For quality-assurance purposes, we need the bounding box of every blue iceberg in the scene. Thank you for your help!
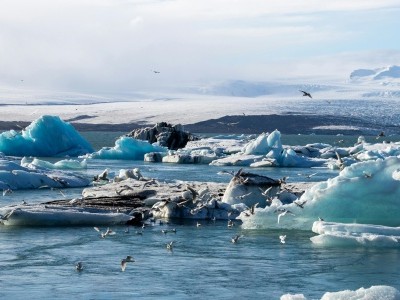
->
[0,115,94,157]
[88,136,167,160]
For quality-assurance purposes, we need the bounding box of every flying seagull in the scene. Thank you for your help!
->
[279,235,287,244]
[121,256,135,271]
[299,90,312,98]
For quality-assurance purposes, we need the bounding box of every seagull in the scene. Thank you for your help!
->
[293,199,307,209]
[335,151,345,170]
[196,222,202,227]
[3,188,13,196]
[376,131,385,139]
[299,90,312,98]
[121,256,135,271]
[94,227,115,238]
[231,235,243,244]
[363,171,373,178]
[93,169,109,182]
[75,262,84,271]
[227,219,234,228]
[166,241,175,251]
[152,70,160,74]
[318,217,324,221]
[259,186,273,197]
[305,173,318,179]
[279,176,288,184]
[235,192,253,201]
[279,235,286,244]
[276,209,295,224]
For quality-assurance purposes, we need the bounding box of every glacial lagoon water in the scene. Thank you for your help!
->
[1,133,400,299]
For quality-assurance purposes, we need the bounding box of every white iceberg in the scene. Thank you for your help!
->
[21,157,87,170]
[0,115,94,157]
[311,221,400,248]
[0,159,90,190]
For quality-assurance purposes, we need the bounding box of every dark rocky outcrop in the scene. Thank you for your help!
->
[127,122,199,150]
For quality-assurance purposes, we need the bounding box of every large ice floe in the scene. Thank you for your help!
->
[0,115,94,157]
[0,158,90,190]
[0,204,133,226]
[239,157,400,247]
[281,285,400,300]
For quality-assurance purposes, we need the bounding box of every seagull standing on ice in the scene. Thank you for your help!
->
[121,256,135,271]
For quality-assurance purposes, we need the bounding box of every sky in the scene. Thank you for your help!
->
[0,0,400,94]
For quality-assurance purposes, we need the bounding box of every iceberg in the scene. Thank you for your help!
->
[310,221,400,248]
[240,157,400,230]
[210,130,325,168]
[0,158,90,190]
[0,115,94,157]
[21,157,87,170]
[87,136,167,160]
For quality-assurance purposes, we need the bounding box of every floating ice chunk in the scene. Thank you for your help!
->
[0,115,94,157]
[0,158,90,190]
[311,221,400,247]
[88,136,167,160]
[320,285,400,300]
[21,157,87,170]
[280,285,400,300]
[0,205,132,226]
[212,130,325,168]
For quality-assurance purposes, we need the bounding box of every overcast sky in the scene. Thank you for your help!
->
[0,0,399,94]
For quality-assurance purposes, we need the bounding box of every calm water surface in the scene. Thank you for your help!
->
[1,133,399,299]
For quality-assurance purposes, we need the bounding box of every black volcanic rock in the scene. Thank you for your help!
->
[127,122,198,150]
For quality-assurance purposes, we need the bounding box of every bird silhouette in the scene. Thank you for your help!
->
[299,90,312,98]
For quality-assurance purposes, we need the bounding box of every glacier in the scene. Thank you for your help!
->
[0,115,94,157]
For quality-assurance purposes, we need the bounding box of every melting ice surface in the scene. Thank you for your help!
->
[0,115,94,157]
